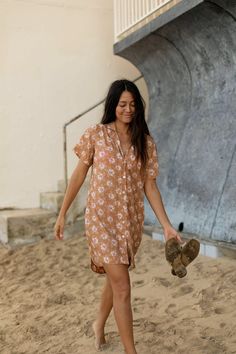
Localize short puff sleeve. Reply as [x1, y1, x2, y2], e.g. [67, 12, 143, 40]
[73, 125, 96, 167]
[146, 136, 159, 179]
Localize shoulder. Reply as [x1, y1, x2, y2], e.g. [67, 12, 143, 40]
[146, 134, 156, 148]
[83, 123, 103, 138]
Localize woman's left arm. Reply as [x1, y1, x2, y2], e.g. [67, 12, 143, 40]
[144, 178, 182, 242]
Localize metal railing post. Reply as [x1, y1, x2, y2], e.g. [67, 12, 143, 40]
[63, 124, 68, 188]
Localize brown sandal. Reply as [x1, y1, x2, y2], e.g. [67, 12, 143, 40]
[165, 238, 187, 278]
[171, 239, 200, 276]
[181, 239, 200, 266]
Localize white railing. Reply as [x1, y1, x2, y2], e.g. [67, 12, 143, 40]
[114, 0, 172, 42]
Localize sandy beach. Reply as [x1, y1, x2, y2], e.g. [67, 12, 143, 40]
[0, 233, 236, 354]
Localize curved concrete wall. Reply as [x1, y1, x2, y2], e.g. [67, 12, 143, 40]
[116, 0, 236, 243]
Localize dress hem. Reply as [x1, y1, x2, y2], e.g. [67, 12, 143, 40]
[90, 258, 134, 274]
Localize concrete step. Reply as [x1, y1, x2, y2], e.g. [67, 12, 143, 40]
[58, 179, 67, 193]
[39, 191, 79, 223]
[40, 192, 64, 213]
[0, 208, 85, 247]
[57, 175, 90, 215]
[0, 208, 56, 245]
[40, 190, 84, 223]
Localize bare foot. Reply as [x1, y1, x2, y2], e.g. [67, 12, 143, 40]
[92, 321, 106, 351]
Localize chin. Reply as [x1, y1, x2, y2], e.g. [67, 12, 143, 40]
[123, 116, 133, 123]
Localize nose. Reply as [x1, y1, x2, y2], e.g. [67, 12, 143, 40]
[125, 104, 131, 112]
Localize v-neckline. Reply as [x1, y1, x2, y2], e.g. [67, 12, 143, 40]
[111, 122, 132, 158]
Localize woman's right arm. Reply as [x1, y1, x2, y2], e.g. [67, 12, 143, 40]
[54, 160, 90, 240]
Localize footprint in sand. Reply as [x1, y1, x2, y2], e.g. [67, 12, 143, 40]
[133, 297, 146, 313]
[133, 267, 148, 275]
[133, 318, 157, 332]
[0, 329, 6, 342]
[199, 286, 219, 304]
[220, 322, 226, 328]
[213, 306, 232, 315]
[150, 254, 162, 263]
[193, 262, 204, 272]
[172, 285, 194, 297]
[132, 280, 146, 288]
[84, 321, 94, 338]
[44, 292, 76, 307]
[197, 287, 221, 315]
[133, 296, 146, 305]
[151, 276, 171, 287]
[141, 319, 157, 332]
[199, 327, 227, 353]
[181, 318, 196, 327]
[230, 274, 236, 285]
[133, 318, 146, 327]
[214, 307, 227, 315]
[62, 255, 72, 261]
[165, 303, 177, 317]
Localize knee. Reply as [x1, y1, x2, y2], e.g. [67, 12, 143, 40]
[112, 281, 131, 301]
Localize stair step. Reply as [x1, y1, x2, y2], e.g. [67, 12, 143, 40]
[40, 191, 84, 223]
[0, 208, 56, 245]
[58, 179, 67, 193]
[0, 208, 84, 247]
[40, 192, 64, 213]
[57, 177, 90, 217]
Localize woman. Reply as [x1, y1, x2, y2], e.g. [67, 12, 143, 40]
[54, 79, 182, 354]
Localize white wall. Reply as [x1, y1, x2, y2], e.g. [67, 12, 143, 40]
[0, 0, 148, 209]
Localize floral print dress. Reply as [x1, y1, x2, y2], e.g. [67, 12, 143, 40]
[74, 123, 159, 274]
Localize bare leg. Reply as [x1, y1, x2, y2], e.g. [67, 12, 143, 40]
[103, 264, 137, 354]
[93, 275, 113, 350]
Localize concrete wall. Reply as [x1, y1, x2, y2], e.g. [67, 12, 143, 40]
[0, 0, 147, 209]
[115, 0, 236, 243]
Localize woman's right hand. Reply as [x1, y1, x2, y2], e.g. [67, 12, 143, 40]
[54, 216, 65, 240]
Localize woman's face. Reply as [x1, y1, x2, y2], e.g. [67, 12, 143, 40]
[115, 91, 135, 124]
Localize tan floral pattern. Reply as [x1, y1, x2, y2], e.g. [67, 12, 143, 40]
[74, 123, 159, 274]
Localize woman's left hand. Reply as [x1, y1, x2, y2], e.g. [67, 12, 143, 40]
[163, 225, 183, 243]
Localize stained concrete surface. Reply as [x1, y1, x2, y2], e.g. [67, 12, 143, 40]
[115, 0, 236, 243]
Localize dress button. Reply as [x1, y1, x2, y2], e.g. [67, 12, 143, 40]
[123, 175, 126, 179]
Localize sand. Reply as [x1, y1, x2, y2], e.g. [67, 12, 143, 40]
[0, 233, 236, 354]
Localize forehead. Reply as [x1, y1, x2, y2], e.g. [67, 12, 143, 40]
[118, 91, 135, 102]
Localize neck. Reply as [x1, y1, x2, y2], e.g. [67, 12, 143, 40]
[114, 120, 129, 134]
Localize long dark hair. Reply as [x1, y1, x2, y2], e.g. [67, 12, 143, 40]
[101, 79, 150, 169]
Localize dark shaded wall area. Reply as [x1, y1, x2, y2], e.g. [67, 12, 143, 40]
[115, 1, 236, 243]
